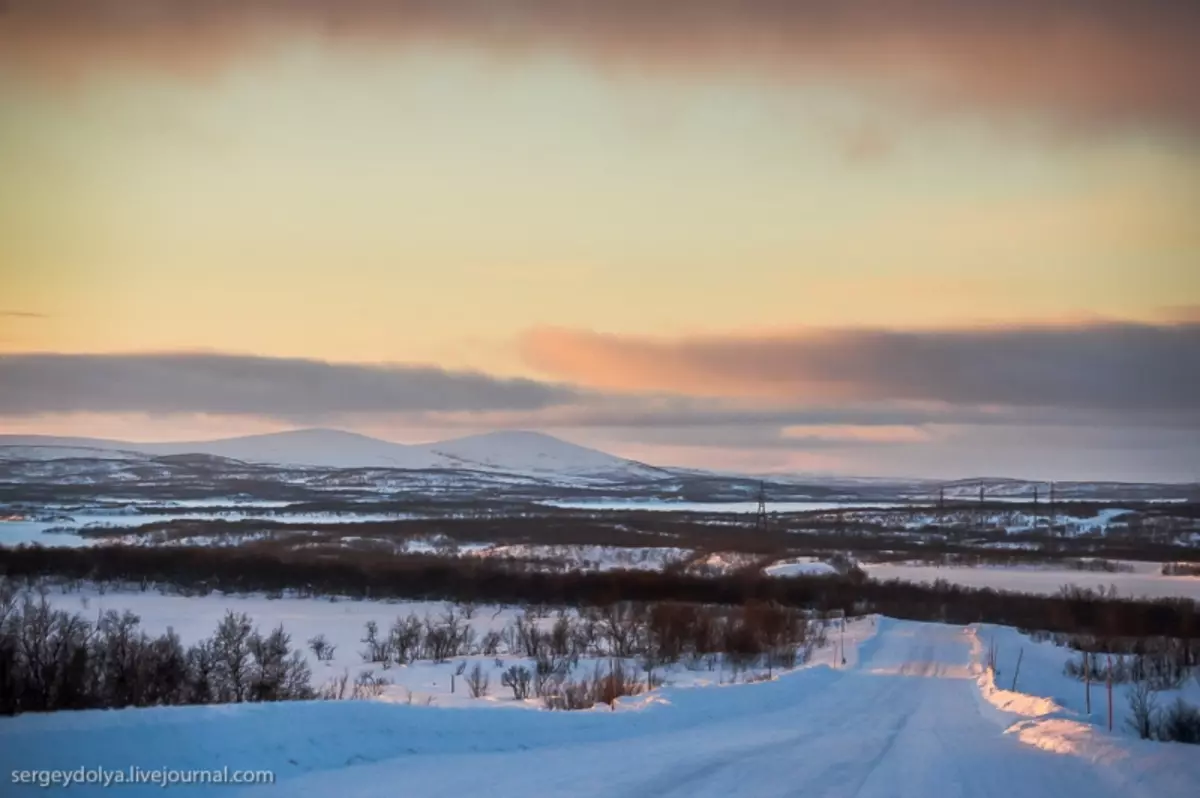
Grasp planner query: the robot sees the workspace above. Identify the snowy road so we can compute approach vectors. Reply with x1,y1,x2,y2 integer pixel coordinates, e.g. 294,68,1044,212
275,620,1194,798
5,618,1196,797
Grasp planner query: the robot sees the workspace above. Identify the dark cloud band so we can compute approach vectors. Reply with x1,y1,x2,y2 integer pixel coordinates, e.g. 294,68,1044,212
0,352,577,418
521,321,1200,416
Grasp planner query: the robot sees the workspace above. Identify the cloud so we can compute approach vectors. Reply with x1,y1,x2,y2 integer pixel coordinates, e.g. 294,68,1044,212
520,321,1200,417
0,352,577,419
2,1,1197,135
0,310,47,319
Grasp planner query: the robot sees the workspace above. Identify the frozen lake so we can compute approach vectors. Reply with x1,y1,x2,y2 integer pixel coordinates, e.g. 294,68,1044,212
864,561,1200,601
0,510,418,548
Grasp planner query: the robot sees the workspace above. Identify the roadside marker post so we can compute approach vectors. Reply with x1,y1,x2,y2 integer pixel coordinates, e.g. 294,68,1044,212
1106,655,1114,732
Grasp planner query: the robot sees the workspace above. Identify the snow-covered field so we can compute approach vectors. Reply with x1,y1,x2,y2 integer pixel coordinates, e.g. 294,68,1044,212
26,589,834,708
764,557,838,577
0,508,421,548
465,544,692,572
863,561,1200,600
542,499,912,513
4,613,1197,797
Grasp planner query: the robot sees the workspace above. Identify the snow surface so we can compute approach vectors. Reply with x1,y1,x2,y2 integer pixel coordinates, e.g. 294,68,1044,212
4,615,1197,797
542,499,911,513
465,544,691,572
0,429,660,478
764,557,838,577
28,589,847,710
970,623,1200,741
864,561,1200,600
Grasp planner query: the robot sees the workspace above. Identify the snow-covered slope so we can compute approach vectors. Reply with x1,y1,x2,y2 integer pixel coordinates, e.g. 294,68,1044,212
423,430,665,478
0,429,663,478
146,429,442,470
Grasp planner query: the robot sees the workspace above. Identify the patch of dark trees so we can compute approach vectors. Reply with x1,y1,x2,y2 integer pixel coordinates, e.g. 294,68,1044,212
0,584,312,716
2,544,1196,641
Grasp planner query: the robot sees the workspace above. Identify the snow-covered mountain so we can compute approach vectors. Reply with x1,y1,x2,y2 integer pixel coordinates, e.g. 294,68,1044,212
425,430,662,477
0,429,665,478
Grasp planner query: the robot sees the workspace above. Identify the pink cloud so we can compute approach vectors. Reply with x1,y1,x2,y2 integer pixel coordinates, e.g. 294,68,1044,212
2,1,1197,134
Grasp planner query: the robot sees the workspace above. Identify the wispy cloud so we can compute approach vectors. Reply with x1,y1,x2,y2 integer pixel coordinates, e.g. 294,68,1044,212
0,310,47,319
2,1,1197,135
0,352,577,419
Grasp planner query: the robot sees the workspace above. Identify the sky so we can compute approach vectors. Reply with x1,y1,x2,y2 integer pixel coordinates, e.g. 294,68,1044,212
1,1,1198,481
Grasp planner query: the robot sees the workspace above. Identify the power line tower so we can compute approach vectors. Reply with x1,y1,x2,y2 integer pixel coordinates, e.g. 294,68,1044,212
1049,481,1057,536
754,481,768,533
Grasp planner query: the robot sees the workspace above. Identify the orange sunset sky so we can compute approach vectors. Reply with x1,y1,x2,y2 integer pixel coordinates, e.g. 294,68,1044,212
1,1,1197,480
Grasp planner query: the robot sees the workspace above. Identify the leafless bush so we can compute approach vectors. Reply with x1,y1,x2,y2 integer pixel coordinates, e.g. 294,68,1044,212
479,630,503,657
543,678,593,711
359,621,391,664
466,662,490,698
501,665,533,700
593,660,645,707
533,655,568,697
307,633,336,662
319,669,350,700
351,670,390,699
1156,697,1200,744
1127,681,1158,740
388,614,423,664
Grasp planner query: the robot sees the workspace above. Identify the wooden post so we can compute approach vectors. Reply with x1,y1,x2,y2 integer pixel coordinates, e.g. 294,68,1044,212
840,617,846,666
1107,655,1114,732
1011,648,1023,692
1085,651,1091,714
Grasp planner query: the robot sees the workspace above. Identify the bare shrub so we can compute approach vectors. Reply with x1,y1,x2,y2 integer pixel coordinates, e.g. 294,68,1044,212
359,621,391,664
319,669,350,700
543,679,593,711
501,665,533,700
351,670,390,699
533,655,567,697
388,614,423,665
1126,681,1158,740
307,633,336,662
479,630,503,657
466,662,490,698
593,660,645,707
212,611,254,703
1156,697,1200,745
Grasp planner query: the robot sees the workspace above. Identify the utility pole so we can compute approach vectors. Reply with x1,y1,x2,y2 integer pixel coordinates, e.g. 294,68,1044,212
1033,485,1039,529
978,483,985,530
1049,481,1057,536
754,481,768,533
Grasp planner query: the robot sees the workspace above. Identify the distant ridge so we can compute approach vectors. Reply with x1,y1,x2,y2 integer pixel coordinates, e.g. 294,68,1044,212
0,428,667,478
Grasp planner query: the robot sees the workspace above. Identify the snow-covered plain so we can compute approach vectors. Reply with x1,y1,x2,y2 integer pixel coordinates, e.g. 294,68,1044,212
763,557,838,577
863,561,1200,600
542,499,912,513
27,589,826,709
4,614,1197,797
465,544,692,572
0,509,420,548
